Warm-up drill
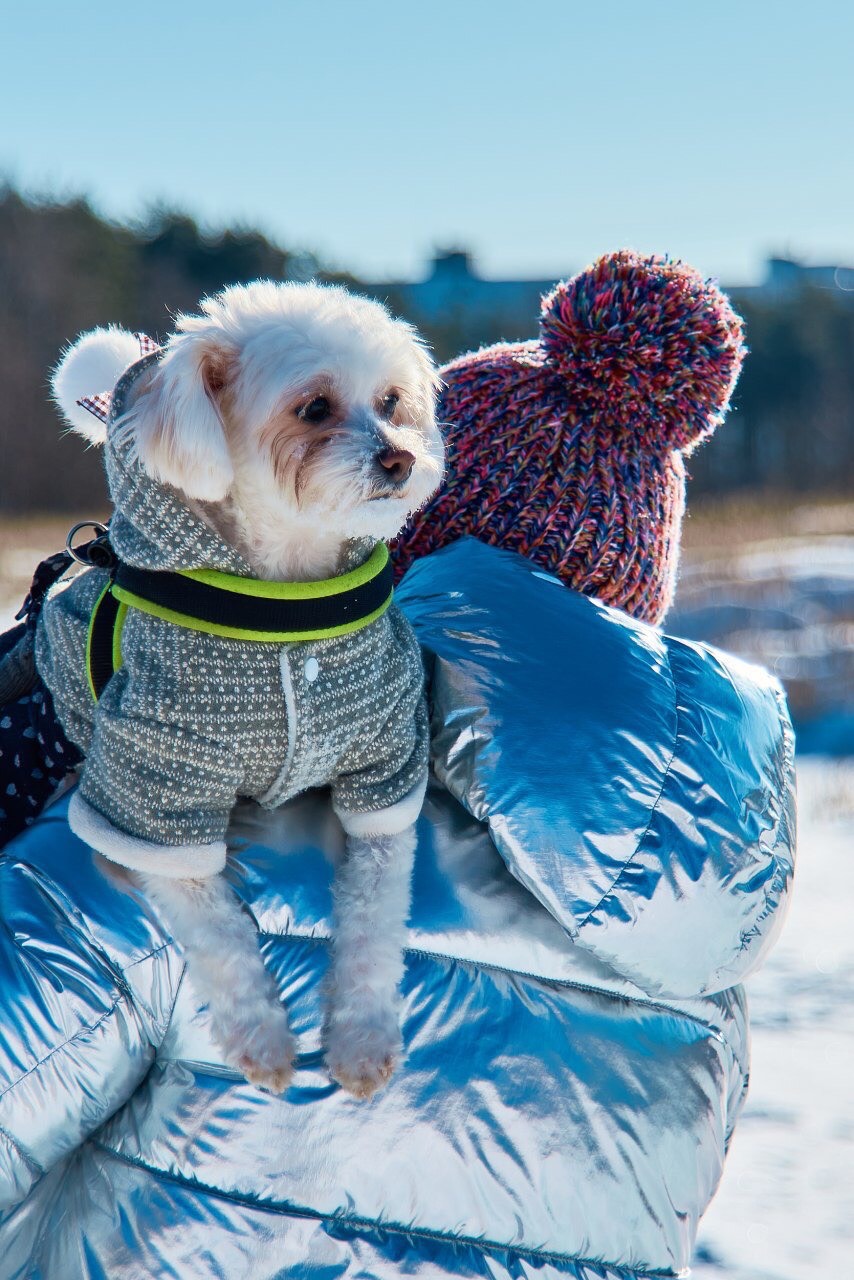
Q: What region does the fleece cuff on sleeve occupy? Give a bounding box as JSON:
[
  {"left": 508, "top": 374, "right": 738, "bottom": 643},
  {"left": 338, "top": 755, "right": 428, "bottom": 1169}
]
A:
[
  {"left": 68, "top": 791, "right": 226, "bottom": 879},
  {"left": 333, "top": 775, "right": 427, "bottom": 837}
]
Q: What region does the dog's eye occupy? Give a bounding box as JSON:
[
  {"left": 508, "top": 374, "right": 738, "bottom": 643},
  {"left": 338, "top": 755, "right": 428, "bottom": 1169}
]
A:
[
  {"left": 298, "top": 396, "right": 331, "bottom": 424},
  {"left": 380, "top": 393, "right": 399, "bottom": 419}
]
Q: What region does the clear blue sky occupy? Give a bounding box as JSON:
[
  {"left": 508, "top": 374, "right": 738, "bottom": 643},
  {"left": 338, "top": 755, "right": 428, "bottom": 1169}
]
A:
[{"left": 2, "top": 0, "right": 850, "bottom": 284}]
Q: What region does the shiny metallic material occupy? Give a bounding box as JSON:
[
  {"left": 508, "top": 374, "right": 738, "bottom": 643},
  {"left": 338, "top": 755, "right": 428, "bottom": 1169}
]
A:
[
  {"left": 0, "top": 539, "right": 795, "bottom": 1279},
  {"left": 64, "top": 519, "right": 110, "bottom": 565},
  {"left": 399, "top": 538, "right": 797, "bottom": 1000}
]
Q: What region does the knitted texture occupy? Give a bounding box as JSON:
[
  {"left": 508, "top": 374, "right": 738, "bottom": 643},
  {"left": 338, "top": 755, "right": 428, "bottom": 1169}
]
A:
[
  {"left": 34, "top": 355, "right": 428, "bottom": 865},
  {"left": 36, "top": 569, "right": 427, "bottom": 849},
  {"left": 393, "top": 250, "right": 746, "bottom": 625}
]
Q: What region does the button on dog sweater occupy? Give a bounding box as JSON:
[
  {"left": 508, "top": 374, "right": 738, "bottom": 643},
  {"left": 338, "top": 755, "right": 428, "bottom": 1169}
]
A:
[{"left": 34, "top": 355, "right": 429, "bottom": 877}]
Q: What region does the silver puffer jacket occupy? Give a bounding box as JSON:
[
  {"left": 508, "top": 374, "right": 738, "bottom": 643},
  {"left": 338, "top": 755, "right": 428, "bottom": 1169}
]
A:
[{"left": 0, "top": 538, "right": 796, "bottom": 1280}]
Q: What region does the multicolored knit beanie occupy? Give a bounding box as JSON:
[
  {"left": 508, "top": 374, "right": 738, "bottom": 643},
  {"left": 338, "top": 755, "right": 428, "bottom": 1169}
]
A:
[{"left": 393, "top": 250, "right": 746, "bottom": 625}]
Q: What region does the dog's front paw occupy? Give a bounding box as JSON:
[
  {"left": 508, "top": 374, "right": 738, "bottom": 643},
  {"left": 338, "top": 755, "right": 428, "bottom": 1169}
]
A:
[
  {"left": 217, "top": 1005, "right": 297, "bottom": 1095},
  {"left": 326, "top": 1012, "right": 402, "bottom": 1100},
  {"left": 238, "top": 1050, "right": 294, "bottom": 1096}
]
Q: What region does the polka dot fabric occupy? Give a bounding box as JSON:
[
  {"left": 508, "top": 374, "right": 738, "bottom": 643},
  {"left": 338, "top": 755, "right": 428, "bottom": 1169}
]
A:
[
  {"left": 393, "top": 251, "right": 746, "bottom": 626},
  {"left": 0, "top": 680, "right": 81, "bottom": 844}
]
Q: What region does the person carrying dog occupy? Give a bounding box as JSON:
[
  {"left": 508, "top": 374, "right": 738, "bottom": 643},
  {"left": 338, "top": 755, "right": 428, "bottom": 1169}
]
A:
[{"left": 0, "top": 251, "right": 794, "bottom": 1280}]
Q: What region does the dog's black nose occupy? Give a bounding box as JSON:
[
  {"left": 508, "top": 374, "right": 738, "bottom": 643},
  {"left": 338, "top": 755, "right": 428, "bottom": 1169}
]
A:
[{"left": 376, "top": 447, "right": 415, "bottom": 485}]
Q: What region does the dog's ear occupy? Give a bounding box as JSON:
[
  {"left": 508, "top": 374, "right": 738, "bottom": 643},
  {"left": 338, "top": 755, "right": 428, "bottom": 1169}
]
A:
[
  {"left": 123, "top": 334, "right": 235, "bottom": 502},
  {"left": 410, "top": 339, "right": 443, "bottom": 430},
  {"left": 51, "top": 326, "right": 142, "bottom": 444}
]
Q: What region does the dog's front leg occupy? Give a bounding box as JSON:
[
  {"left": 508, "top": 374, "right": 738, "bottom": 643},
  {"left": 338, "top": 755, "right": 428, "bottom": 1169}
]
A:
[
  {"left": 140, "top": 871, "right": 296, "bottom": 1094},
  {"left": 325, "top": 826, "right": 416, "bottom": 1099}
]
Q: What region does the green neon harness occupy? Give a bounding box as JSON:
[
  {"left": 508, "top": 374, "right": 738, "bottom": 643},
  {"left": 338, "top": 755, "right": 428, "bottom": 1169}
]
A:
[{"left": 85, "top": 542, "right": 394, "bottom": 701}]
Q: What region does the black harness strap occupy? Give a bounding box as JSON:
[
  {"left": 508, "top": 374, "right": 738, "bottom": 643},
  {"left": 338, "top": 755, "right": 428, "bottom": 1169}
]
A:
[
  {"left": 87, "top": 586, "right": 122, "bottom": 701},
  {"left": 113, "top": 557, "right": 394, "bottom": 635},
  {"left": 30, "top": 522, "right": 395, "bottom": 703},
  {"left": 81, "top": 540, "right": 394, "bottom": 701}
]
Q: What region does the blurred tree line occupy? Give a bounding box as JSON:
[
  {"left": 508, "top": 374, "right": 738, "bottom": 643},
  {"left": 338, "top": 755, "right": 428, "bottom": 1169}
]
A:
[
  {"left": 0, "top": 188, "right": 296, "bottom": 511},
  {"left": 1, "top": 186, "right": 852, "bottom": 513},
  {"left": 386, "top": 282, "right": 854, "bottom": 499},
  {"left": 692, "top": 288, "right": 854, "bottom": 495}
]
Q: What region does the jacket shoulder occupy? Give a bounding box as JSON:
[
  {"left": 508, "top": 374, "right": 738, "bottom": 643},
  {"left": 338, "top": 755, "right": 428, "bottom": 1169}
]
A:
[{"left": 397, "top": 537, "right": 796, "bottom": 997}]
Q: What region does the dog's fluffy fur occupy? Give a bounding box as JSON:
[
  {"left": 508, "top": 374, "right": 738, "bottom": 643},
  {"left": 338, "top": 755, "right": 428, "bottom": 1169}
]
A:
[{"left": 53, "top": 281, "right": 444, "bottom": 1097}]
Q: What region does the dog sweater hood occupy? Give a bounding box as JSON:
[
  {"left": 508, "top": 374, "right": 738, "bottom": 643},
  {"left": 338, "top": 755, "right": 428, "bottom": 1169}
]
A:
[{"left": 35, "top": 354, "right": 429, "bottom": 876}]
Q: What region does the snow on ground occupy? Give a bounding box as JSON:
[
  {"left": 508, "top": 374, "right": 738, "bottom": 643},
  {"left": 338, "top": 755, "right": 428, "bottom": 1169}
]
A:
[
  {"left": 0, "top": 519, "right": 84, "bottom": 631},
  {"left": 671, "top": 537, "right": 854, "bottom": 755},
  {"left": 691, "top": 758, "right": 854, "bottom": 1278},
  {"left": 672, "top": 537, "right": 854, "bottom": 1276},
  {"left": 0, "top": 600, "right": 24, "bottom": 630}
]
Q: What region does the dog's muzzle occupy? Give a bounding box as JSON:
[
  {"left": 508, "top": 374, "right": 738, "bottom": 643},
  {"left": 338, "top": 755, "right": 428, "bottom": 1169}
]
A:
[{"left": 375, "top": 447, "right": 415, "bottom": 487}]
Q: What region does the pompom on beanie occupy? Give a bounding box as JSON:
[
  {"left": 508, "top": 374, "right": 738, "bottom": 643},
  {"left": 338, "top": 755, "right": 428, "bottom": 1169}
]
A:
[{"left": 393, "top": 250, "right": 746, "bottom": 625}]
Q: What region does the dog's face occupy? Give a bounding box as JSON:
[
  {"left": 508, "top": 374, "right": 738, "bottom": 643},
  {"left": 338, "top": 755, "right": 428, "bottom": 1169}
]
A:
[{"left": 119, "top": 281, "right": 444, "bottom": 545}]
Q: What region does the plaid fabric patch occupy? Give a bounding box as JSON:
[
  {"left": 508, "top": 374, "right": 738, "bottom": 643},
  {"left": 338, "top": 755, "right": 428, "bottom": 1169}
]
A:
[
  {"left": 135, "top": 332, "right": 161, "bottom": 357},
  {"left": 76, "top": 390, "right": 112, "bottom": 424},
  {"left": 77, "top": 332, "right": 161, "bottom": 424}
]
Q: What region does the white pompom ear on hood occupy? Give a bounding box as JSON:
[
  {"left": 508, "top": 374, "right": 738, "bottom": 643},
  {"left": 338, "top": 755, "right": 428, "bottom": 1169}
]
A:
[{"left": 51, "top": 326, "right": 143, "bottom": 444}]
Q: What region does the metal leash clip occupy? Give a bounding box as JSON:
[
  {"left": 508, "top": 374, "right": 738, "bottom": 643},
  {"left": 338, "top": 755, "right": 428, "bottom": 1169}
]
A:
[
  {"left": 65, "top": 521, "right": 116, "bottom": 570},
  {"left": 15, "top": 522, "right": 117, "bottom": 626}
]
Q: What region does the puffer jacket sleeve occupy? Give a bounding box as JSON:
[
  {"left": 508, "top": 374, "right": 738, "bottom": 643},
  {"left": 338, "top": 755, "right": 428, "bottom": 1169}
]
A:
[
  {"left": 574, "top": 632, "right": 796, "bottom": 997},
  {"left": 0, "top": 798, "right": 178, "bottom": 1211},
  {"left": 397, "top": 537, "right": 796, "bottom": 1001}
]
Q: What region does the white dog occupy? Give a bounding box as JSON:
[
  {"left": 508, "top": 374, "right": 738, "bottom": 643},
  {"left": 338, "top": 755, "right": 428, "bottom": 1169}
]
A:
[{"left": 47, "top": 281, "right": 444, "bottom": 1098}]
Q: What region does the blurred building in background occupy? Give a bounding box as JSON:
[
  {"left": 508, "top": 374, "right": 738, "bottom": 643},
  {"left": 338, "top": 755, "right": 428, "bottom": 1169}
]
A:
[
  {"left": 744, "top": 255, "right": 854, "bottom": 301},
  {"left": 373, "top": 246, "right": 854, "bottom": 336},
  {"left": 369, "top": 247, "right": 854, "bottom": 503},
  {"left": 0, "top": 188, "right": 852, "bottom": 753},
  {"left": 369, "top": 248, "right": 562, "bottom": 349},
  {"left": 2, "top": 185, "right": 853, "bottom": 514}
]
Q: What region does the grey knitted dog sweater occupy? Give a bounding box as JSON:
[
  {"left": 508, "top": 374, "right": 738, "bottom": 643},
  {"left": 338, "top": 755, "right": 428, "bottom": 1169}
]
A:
[{"left": 35, "top": 354, "right": 429, "bottom": 877}]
